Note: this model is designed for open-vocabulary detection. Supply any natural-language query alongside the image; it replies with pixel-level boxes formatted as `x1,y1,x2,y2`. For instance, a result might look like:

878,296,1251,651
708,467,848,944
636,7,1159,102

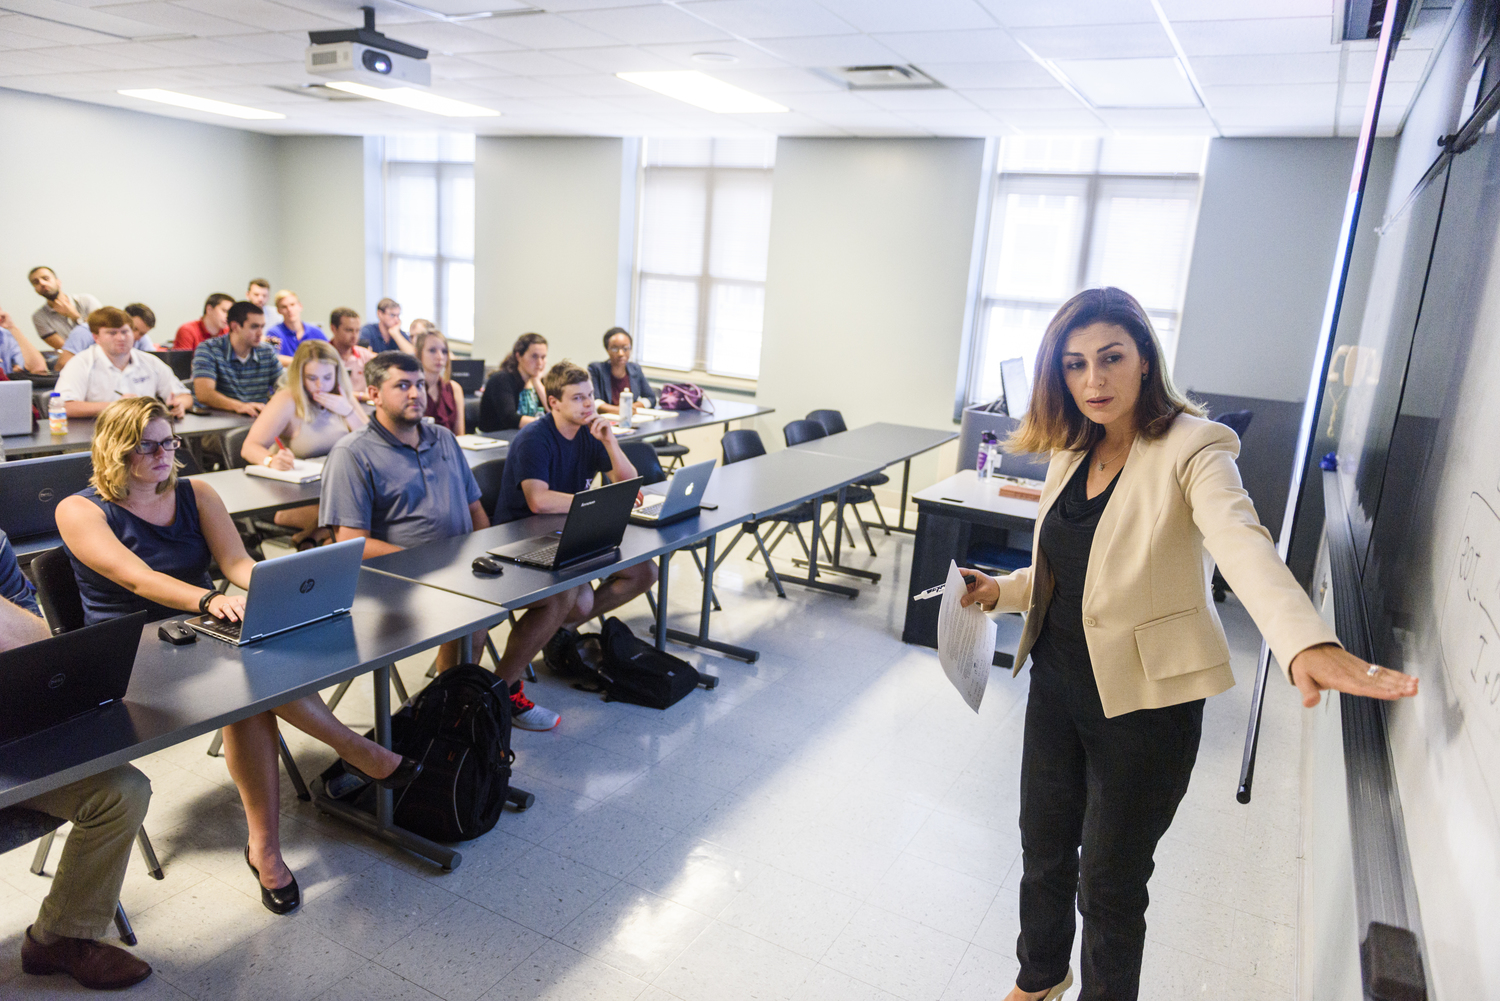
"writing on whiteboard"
1441,493,1500,729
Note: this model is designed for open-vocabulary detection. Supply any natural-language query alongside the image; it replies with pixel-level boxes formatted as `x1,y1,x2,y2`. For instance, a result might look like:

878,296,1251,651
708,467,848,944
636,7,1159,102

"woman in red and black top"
414,328,465,436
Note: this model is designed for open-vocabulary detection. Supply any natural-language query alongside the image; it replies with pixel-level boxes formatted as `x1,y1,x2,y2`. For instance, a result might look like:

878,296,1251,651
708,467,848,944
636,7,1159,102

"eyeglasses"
134,436,184,454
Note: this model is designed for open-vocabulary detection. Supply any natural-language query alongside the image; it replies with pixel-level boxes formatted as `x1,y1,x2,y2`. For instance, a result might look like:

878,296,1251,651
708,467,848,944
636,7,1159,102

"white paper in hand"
937,560,996,712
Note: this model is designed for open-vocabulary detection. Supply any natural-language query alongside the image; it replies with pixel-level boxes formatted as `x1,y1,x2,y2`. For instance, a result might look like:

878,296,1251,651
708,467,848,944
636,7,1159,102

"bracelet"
198,590,216,616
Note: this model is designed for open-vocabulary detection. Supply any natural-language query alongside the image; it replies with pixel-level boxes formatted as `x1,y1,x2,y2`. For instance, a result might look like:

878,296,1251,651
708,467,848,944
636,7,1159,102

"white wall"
0,87,283,339
473,137,623,369
274,135,368,332
757,138,986,482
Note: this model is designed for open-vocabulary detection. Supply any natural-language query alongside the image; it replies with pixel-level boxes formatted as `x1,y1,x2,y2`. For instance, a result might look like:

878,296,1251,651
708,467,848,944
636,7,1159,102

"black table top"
0,570,505,809
790,422,958,467
3,409,253,458
364,448,874,608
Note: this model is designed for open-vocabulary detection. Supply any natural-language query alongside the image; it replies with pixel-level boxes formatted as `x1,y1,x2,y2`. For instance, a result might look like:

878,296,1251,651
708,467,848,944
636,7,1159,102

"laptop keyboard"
635,497,665,519
514,541,561,568
196,616,243,642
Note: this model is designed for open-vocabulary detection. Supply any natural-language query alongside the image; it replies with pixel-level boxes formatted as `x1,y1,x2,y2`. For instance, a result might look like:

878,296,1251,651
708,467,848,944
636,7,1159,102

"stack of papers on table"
599,412,661,424
455,434,505,450
245,457,324,484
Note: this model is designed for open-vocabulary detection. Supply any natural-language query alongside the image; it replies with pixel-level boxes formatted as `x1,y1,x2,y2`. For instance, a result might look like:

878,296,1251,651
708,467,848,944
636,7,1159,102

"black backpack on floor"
594,617,716,709
321,663,521,843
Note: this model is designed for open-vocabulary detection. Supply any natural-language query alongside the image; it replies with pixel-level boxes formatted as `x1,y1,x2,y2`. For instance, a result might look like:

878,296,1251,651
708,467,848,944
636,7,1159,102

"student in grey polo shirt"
190,301,281,416
27,267,101,350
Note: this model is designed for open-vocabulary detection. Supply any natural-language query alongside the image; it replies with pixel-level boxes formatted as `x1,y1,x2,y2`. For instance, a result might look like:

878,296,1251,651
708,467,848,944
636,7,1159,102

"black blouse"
1029,458,1120,674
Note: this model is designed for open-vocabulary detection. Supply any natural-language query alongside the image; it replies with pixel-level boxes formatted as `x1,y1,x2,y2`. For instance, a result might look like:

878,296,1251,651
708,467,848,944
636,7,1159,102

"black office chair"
160,349,194,381
465,398,482,433
473,457,506,520
216,426,296,559
807,408,892,534
714,430,832,599
782,420,877,559
1210,410,1256,601
652,437,689,472
0,809,141,945
621,442,719,613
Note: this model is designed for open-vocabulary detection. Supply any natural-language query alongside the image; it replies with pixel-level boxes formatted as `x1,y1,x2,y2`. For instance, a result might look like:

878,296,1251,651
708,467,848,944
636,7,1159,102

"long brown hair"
1007,286,1201,455
500,332,547,373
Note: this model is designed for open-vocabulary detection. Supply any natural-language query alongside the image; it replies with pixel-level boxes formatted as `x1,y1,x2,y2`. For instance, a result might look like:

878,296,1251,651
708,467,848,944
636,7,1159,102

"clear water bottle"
976,431,994,477
47,392,67,435
986,439,1001,479
618,388,633,430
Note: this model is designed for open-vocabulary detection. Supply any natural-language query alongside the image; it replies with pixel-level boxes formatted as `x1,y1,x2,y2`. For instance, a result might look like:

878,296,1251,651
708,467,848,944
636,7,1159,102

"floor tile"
822,904,971,1001
479,939,649,1001
169,920,362,1001
539,803,677,879
715,866,860,960
555,882,711,981
938,942,1021,1001
653,920,816,1001
315,963,443,1001
298,864,460,958
377,898,547,1001
474,846,619,937
865,854,1000,942
624,836,762,919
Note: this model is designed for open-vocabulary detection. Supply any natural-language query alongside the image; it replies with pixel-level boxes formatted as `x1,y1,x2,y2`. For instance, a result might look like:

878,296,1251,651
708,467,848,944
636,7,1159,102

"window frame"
382,153,475,343
631,146,773,379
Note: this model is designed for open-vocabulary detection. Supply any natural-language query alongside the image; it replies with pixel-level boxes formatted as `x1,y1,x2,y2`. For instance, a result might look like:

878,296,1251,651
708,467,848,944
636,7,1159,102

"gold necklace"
1094,439,1132,472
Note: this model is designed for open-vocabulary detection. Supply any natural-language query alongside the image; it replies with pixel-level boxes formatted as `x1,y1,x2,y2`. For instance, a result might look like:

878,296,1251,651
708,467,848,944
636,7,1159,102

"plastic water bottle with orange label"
48,392,68,435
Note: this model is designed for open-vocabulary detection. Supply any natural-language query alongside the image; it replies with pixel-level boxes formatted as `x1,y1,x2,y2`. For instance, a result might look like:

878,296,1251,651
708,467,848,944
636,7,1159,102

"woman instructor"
959,288,1417,1001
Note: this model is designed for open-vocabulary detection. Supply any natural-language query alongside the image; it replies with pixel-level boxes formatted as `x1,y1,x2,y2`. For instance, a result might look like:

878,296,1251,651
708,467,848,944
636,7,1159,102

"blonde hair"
90,398,179,502
408,318,436,337
413,328,452,384
287,339,357,422
1008,286,1202,455
273,289,298,309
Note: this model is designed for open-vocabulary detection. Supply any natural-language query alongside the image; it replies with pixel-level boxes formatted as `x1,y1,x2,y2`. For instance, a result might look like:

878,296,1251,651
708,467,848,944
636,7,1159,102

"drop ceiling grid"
0,0,1441,138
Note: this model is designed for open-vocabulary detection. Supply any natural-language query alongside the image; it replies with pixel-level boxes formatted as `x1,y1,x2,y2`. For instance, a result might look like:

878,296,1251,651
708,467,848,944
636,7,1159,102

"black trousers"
1014,655,1204,1000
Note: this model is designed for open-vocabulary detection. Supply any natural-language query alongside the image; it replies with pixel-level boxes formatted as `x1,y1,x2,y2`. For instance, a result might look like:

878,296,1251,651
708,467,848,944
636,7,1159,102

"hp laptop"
0,611,146,745
490,476,642,570
0,380,35,436
186,538,364,645
630,459,715,528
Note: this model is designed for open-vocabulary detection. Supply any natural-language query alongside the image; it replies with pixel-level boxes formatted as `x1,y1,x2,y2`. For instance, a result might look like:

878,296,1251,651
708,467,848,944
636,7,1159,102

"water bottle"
618,388,634,430
986,440,1001,479
976,431,994,477
47,392,67,435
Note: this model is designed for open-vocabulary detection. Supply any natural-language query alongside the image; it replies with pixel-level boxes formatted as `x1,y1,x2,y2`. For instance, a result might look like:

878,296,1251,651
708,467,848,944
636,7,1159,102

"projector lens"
362,50,392,74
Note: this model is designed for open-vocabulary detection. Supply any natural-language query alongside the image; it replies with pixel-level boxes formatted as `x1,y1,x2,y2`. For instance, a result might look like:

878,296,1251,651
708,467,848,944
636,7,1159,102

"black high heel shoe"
244,847,300,915
341,755,422,789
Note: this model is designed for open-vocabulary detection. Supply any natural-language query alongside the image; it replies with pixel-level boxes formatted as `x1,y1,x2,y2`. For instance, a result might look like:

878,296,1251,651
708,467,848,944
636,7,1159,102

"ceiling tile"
170,0,345,33
814,0,995,34
1160,0,1330,19
981,0,1158,28
894,109,1006,134
755,33,904,67
465,76,580,97
857,87,977,111
708,66,843,94
461,49,588,75
141,35,280,64
546,72,650,96
1172,17,1336,57
872,28,1028,64
920,60,1062,89
991,106,1103,130
369,22,517,55
233,31,320,60
548,44,681,72
564,5,730,45
0,12,128,44
95,2,260,36
807,110,931,135
1201,82,1338,108
780,89,878,112
465,12,621,49
679,0,855,39
1345,46,1432,84
1091,106,1214,131
1189,52,1340,86
1009,23,1173,60
637,38,788,69
967,86,1085,110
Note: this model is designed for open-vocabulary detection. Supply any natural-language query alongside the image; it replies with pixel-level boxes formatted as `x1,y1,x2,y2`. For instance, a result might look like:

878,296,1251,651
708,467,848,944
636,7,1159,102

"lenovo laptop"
490,476,642,570
630,459,715,528
186,538,363,645
0,380,35,436
0,611,146,745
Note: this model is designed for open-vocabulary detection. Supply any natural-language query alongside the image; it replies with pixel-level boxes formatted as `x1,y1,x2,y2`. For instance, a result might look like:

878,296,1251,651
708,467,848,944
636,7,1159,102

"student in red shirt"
172,293,233,351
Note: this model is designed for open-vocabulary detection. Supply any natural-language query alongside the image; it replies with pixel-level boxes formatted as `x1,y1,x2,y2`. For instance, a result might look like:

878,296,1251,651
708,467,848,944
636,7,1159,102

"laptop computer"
450,359,486,395
630,459,715,528
0,380,35,436
160,350,195,381
0,452,94,542
0,611,146,745
490,476,642,570
186,538,364,645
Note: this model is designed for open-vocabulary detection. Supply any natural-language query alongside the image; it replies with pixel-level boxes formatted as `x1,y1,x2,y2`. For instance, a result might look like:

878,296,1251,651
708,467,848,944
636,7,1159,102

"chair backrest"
0,452,93,542
783,419,827,447
721,429,765,465
471,457,506,521
221,426,250,470
174,445,204,476
619,441,666,485
806,409,847,435
464,398,482,432
1215,409,1254,440
161,350,195,381
31,546,86,635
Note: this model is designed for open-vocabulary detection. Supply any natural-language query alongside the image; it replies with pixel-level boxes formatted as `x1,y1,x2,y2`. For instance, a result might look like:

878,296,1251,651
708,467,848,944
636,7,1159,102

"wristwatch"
199,590,216,616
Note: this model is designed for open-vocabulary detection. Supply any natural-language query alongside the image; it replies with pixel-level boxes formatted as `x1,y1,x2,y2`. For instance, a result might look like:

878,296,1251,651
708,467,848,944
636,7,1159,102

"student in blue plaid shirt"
190,300,282,416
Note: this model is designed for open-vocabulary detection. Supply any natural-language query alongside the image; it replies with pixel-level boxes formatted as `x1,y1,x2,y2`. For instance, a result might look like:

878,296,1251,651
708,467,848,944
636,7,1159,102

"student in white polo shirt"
55,306,192,419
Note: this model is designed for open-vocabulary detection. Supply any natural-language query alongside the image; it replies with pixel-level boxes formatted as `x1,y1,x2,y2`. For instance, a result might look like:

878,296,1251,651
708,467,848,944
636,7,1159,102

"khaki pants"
21,765,151,940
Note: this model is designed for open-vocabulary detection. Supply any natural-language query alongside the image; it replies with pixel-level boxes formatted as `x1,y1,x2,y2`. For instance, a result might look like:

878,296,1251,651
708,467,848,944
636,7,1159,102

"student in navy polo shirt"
493,361,657,730
359,297,414,355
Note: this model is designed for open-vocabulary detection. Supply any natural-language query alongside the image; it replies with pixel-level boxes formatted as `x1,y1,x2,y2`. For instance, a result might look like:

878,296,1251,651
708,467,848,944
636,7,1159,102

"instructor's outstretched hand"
1288,643,1418,707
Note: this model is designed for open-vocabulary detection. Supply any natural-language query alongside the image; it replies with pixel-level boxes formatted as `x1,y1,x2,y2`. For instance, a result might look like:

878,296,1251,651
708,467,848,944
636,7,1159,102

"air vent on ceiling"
822,65,943,90
272,84,370,102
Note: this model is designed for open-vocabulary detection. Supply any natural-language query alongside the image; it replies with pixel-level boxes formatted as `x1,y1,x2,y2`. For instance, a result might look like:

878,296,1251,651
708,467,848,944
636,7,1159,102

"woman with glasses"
588,326,654,417
56,398,420,917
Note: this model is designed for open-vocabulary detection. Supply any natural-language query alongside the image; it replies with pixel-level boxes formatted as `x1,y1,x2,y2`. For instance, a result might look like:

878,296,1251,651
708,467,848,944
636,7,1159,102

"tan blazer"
990,414,1339,717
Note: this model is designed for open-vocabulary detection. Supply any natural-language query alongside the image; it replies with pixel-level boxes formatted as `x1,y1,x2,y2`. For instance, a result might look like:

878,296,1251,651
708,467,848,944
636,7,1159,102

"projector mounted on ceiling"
306,6,431,88
820,65,943,91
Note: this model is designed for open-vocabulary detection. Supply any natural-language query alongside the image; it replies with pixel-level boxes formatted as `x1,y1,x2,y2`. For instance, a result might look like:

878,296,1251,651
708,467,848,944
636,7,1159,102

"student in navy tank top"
56,398,422,917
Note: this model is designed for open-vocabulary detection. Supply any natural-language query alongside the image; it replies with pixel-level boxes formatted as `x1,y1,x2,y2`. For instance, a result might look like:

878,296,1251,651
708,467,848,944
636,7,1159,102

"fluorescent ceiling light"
616,71,787,114
324,81,499,117
117,89,285,120
1050,58,1200,109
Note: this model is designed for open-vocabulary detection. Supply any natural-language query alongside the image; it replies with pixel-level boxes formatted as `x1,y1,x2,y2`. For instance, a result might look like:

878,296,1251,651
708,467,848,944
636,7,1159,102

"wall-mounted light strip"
617,71,787,114
118,88,285,120
324,81,499,117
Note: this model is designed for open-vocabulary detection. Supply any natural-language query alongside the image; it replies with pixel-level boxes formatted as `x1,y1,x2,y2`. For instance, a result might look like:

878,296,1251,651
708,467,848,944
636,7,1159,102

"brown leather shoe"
21,927,152,990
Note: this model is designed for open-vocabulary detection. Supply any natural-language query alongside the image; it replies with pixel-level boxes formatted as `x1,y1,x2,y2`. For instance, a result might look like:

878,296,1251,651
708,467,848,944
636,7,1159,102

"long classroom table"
0,570,507,869
2,409,253,459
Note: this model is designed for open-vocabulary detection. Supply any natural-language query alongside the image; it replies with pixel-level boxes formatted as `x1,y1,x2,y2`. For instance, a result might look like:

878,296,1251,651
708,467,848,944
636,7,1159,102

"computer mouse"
471,555,505,575
158,620,197,645
189,403,212,416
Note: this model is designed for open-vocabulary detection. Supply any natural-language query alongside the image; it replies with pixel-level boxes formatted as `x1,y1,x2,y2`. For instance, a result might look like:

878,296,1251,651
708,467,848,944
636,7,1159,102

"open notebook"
245,457,324,484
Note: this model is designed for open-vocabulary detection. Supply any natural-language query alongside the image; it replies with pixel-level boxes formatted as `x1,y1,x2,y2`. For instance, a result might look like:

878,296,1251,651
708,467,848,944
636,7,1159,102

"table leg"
655,552,669,652
312,663,463,871
652,535,760,661
892,459,916,535
458,634,474,664
783,495,858,598
793,485,882,583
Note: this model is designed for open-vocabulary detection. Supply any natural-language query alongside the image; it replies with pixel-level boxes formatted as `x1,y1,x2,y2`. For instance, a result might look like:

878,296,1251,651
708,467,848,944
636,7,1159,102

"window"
633,138,776,379
383,133,475,342
965,136,1206,405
